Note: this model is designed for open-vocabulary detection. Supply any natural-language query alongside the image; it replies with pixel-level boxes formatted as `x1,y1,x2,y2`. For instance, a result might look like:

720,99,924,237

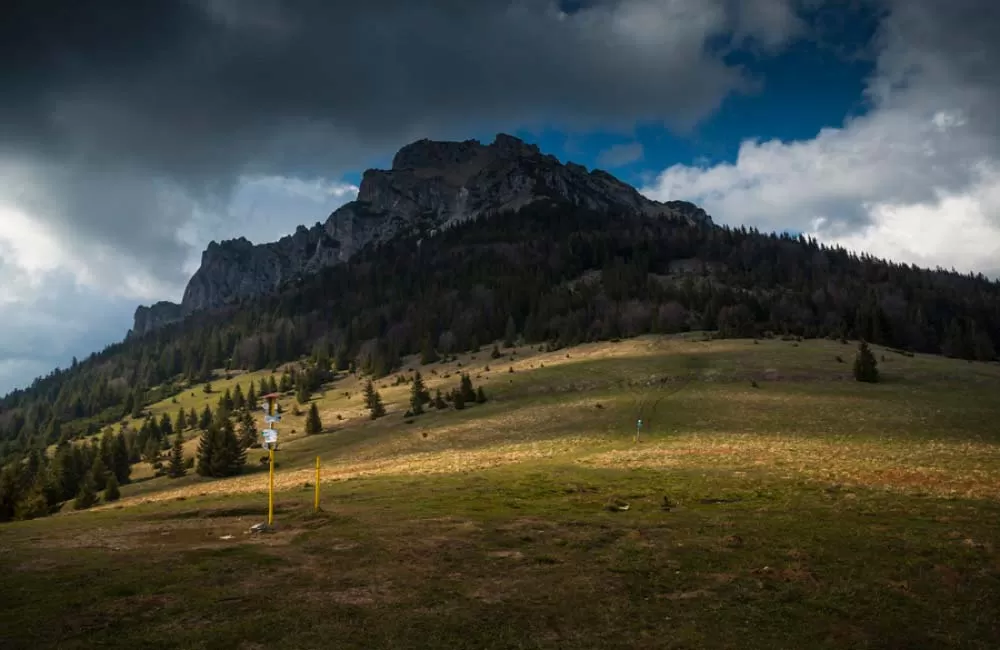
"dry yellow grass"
579,434,1000,499
96,436,597,509
77,336,1000,512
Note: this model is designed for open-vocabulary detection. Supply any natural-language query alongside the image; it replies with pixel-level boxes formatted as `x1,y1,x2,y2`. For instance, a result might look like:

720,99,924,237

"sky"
2,0,999,395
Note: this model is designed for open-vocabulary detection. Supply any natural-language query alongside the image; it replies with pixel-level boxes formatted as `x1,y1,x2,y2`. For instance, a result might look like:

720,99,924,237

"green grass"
4,336,1000,649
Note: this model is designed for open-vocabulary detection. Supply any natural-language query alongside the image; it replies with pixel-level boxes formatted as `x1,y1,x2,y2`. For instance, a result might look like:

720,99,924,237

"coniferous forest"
1,201,999,519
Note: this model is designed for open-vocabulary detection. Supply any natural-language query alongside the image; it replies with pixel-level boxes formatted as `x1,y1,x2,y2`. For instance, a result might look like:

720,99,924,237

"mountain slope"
132,133,711,335
3,138,1000,498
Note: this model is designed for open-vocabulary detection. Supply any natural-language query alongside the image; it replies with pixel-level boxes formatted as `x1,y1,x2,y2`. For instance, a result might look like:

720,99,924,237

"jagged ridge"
131,133,712,335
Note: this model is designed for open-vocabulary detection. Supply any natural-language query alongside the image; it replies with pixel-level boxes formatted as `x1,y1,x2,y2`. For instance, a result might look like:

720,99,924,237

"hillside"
2,336,999,648
2,134,1000,516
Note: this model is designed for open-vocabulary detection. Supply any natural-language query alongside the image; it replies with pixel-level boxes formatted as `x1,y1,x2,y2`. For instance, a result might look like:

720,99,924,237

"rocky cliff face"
323,133,711,261
132,133,713,335
180,224,341,313
131,301,184,337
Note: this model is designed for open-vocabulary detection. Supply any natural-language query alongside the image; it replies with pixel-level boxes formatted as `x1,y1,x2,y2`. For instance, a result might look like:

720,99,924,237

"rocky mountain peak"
131,133,714,336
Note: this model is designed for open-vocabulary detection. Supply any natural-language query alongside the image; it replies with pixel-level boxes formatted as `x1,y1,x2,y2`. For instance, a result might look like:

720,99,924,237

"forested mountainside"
130,134,710,334
2,200,998,471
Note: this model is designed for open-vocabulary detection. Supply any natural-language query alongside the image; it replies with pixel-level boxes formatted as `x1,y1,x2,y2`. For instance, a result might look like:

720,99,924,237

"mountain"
131,133,711,335
4,130,1000,524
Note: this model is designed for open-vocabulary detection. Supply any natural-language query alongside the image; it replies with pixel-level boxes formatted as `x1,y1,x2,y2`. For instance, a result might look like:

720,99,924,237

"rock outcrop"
324,133,711,261
132,133,713,335
180,225,341,313
131,301,184,337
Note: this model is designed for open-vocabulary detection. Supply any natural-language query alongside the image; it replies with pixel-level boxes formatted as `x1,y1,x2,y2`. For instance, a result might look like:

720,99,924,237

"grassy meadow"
3,336,999,649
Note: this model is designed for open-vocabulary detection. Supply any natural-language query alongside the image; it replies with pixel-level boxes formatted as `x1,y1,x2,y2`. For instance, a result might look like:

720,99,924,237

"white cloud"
641,0,1000,277
0,171,357,393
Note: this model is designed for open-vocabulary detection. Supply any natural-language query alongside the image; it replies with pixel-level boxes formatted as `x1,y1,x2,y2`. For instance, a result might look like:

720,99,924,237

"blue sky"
2,0,999,394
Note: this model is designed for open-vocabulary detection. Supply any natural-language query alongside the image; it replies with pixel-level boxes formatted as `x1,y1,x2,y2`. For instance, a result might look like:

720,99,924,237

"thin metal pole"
268,448,275,525
314,456,320,512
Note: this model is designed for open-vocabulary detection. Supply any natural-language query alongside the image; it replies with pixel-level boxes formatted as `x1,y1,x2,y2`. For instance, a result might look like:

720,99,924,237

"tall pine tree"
306,403,323,435
168,434,186,478
853,341,880,383
363,380,386,420
238,409,257,449
410,371,430,415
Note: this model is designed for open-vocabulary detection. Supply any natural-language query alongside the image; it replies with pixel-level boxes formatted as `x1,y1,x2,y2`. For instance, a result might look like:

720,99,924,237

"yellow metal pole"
314,456,320,512
268,448,275,526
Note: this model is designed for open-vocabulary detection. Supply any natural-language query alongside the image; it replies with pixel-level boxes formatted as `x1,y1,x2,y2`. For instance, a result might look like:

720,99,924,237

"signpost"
635,418,643,444
261,393,280,527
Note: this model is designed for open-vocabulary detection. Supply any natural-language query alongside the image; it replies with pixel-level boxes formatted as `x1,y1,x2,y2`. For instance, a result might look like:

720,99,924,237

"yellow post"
268,448,275,526
314,456,321,512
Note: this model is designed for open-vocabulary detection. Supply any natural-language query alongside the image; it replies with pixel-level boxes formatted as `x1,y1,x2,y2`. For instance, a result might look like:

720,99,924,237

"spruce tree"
143,438,160,464
433,389,447,410
238,409,257,449
131,392,145,419
410,371,429,415
476,386,487,404
175,407,186,433
187,407,198,429
103,475,121,502
453,390,466,410
296,381,311,405
363,380,386,420
203,381,213,394
199,405,213,430
112,433,131,484
73,476,98,510
159,412,173,438
210,417,244,477
306,403,323,435
459,373,476,403
54,444,80,501
168,434,186,478
853,341,880,383
223,388,234,412
90,454,109,492
233,383,246,410
196,428,214,477
247,382,258,411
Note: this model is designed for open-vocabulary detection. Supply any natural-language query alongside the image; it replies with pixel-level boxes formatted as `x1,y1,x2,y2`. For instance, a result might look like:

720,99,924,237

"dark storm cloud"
0,0,815,294
0,0,813,176
0,0,817,289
